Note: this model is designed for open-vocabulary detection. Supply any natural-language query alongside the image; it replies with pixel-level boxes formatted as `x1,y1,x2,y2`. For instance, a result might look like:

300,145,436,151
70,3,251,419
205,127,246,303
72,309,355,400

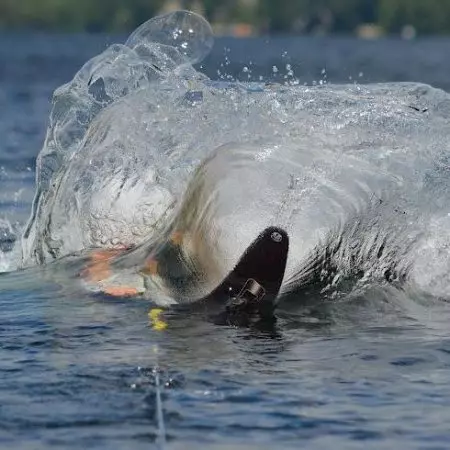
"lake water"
2,31,450,449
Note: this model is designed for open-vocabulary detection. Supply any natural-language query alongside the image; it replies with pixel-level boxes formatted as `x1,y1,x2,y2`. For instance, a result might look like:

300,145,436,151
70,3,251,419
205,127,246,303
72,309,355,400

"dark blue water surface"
2,33,450,449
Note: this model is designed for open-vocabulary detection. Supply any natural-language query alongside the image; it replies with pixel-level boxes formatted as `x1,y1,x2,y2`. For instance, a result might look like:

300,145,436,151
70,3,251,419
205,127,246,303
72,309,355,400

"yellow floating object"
148,308,168,331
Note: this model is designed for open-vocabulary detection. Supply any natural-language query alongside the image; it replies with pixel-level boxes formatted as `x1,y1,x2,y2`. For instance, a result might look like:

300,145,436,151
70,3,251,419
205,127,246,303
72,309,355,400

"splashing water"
0,218,18,272
17,10,450,305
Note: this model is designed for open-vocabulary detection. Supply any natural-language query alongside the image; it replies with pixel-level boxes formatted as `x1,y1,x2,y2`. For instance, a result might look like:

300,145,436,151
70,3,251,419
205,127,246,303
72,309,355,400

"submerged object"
82,226,289,325
164,226,289,325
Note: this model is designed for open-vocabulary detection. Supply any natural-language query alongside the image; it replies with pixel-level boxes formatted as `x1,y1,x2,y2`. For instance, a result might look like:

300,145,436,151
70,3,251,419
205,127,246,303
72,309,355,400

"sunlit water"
2,11,450,449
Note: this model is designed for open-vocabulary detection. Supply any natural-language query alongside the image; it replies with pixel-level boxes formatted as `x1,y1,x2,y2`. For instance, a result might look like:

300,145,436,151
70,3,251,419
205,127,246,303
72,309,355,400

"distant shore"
0,0,449,37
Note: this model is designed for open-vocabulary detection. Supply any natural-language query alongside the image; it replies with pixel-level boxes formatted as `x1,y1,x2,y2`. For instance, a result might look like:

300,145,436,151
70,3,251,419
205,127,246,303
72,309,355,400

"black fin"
199,226,289,325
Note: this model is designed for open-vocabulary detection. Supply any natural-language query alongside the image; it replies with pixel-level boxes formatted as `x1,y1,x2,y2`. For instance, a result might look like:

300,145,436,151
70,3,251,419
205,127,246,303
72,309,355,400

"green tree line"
0,0,449,34
258,0,450,34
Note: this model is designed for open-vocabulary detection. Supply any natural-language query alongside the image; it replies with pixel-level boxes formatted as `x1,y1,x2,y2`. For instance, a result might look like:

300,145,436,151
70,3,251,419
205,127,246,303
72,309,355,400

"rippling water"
2,15,450,448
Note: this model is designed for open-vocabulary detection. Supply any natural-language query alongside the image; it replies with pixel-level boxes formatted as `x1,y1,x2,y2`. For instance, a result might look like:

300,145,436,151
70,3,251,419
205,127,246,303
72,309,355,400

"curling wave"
19,10,450,305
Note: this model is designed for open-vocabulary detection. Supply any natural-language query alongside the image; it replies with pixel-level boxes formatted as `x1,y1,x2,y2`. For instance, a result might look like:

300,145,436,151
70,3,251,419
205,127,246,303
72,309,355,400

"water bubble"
272,66,279,74
126,10,214,64
285,63,294,79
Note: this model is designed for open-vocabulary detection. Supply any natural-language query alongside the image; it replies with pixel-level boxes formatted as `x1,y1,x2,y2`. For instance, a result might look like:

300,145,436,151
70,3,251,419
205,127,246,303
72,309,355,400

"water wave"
18,10,450,304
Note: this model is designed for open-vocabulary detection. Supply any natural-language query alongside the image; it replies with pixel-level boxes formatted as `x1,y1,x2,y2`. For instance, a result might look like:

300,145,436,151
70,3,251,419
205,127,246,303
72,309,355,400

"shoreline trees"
0,0,449,35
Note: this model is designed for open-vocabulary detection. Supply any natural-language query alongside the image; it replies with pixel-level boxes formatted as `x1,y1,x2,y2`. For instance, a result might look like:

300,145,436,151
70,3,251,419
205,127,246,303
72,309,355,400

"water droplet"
126,10,214,64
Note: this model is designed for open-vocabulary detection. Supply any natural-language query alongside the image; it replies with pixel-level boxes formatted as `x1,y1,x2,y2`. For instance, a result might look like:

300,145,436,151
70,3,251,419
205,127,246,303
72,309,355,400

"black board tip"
201,226,289,325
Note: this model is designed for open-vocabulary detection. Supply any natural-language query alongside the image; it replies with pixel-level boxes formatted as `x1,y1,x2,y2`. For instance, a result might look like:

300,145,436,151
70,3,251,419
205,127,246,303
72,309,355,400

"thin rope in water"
153,344,167,448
